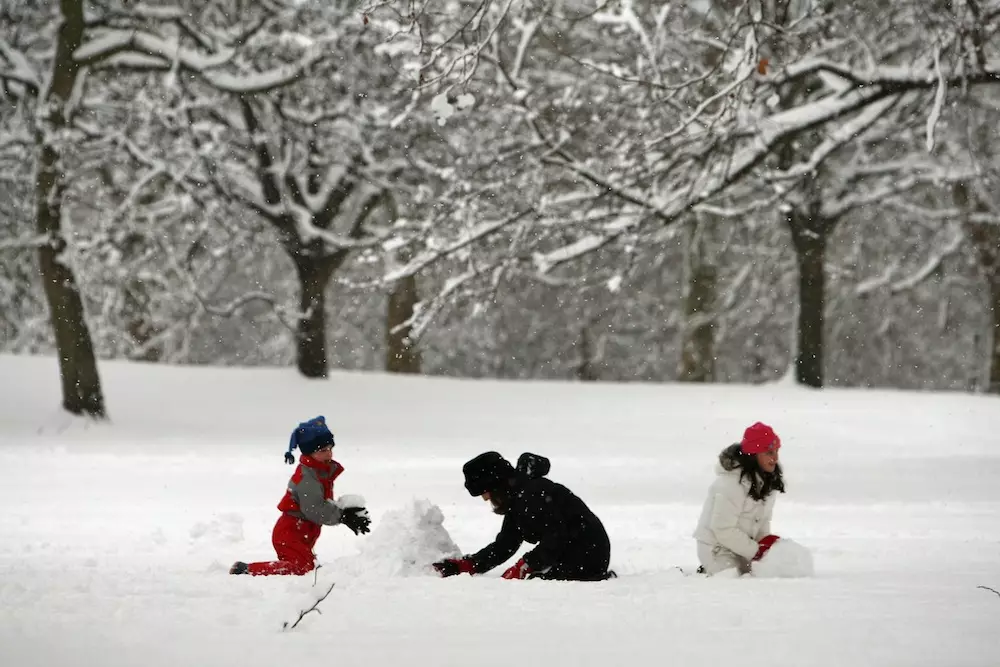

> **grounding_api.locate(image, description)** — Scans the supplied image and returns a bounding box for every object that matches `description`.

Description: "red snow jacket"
[277,455,345,527]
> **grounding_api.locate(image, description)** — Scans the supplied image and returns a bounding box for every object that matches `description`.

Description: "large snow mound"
[751,538,814,578]
[336,499,462,578]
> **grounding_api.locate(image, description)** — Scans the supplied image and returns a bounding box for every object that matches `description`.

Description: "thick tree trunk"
[293,255,338,378]
[788,213,830,388]
[34,0,106,417]
[679,222,717,382]
[386,271,422,374]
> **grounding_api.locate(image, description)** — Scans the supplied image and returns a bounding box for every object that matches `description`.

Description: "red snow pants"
[246,513,321,576]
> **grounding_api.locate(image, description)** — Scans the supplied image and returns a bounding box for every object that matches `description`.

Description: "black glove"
[340,506,371,535]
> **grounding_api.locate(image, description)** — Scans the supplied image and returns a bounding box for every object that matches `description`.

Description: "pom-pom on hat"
[740,422,781,455]
[285,416,335,463]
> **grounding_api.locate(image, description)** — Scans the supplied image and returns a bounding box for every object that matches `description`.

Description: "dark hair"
[719,444,785,501]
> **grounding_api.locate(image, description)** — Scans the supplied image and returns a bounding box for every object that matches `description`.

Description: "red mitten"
[432,558,476,577]
[752,535,780,562]
[501,557,531,580]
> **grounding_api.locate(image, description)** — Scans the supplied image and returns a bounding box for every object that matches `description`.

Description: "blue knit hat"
[285,416,335,464]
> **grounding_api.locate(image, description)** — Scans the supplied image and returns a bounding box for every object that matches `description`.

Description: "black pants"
[532,532,612,582]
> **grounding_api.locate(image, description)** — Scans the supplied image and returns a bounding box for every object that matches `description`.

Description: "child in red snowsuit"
[230,416,370,576]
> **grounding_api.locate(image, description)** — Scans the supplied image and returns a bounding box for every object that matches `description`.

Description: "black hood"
[516,452,550,479]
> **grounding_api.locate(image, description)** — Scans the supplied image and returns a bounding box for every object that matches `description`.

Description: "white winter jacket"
[692,461,776,561]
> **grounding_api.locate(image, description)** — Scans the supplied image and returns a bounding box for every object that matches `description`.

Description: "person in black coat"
[432,451,614,581]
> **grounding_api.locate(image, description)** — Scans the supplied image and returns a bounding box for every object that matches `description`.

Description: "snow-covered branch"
[855,230,965,296]
[382,208,535,284]
[763,96,901,182]
[925,45,946,153]
[532,83,898,272]
[0,234,49,252]
[0,37,40,97]
[822,166,977,220]
[76,29,328,95]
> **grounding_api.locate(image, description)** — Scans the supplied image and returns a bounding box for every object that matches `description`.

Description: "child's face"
[310,445,334,463]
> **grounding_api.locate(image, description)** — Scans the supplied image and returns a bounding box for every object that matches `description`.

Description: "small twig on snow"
[282,581,335,631]
[977,585,1000,599]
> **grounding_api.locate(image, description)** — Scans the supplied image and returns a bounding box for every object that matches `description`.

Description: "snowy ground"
[1,354,999,666]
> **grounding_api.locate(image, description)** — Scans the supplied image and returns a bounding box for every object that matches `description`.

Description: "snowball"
[750,538,814,578]
[341,499,462,577]
[334,494,367,510]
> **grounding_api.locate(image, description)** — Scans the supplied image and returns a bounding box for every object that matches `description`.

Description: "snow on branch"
[855,230,964,296]
[925,45,946,153]
[764,96,900,182]
[779,49,1000,91]
[889,231,964,293]
[381,208,535,284]
[773,57,864,87]
[533,85,896,272]
[365,0,519,90]
[882,200,1000,227]
[198,54,325,95]
[394,257,505,343]
[75,29,327,95]
[821,168,966,220]
[0,37,40,97]
[0,234,49,252]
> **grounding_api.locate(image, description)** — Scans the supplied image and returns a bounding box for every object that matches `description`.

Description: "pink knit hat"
[740,422,781,455]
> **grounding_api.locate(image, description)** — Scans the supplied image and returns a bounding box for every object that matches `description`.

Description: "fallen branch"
[283,581,335,631]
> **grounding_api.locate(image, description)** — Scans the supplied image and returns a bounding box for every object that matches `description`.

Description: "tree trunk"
[679,221,717,382]
[293,255,338,378]
[124,283,162,363]
[954,182,1000,394]
[788,213,830,388]
[575,326,599,382]
[989,276,1000,394]
[965,224,1000,393]
[386,271,422,374]
[34,0,107,418]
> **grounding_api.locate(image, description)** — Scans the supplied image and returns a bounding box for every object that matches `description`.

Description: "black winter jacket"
[468,476,611,581]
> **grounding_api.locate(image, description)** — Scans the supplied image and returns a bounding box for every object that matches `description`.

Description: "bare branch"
[283,582,336,631]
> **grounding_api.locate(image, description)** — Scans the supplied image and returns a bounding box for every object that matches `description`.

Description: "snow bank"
[336,499,462,578]
[751,538,814,578]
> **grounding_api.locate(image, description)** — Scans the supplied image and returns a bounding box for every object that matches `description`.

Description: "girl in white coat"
[693,422,785,575]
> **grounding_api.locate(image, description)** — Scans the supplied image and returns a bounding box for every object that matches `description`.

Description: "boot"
[229,561,249,575]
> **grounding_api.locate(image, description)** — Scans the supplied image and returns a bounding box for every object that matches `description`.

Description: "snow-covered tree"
[0,0,331,416]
